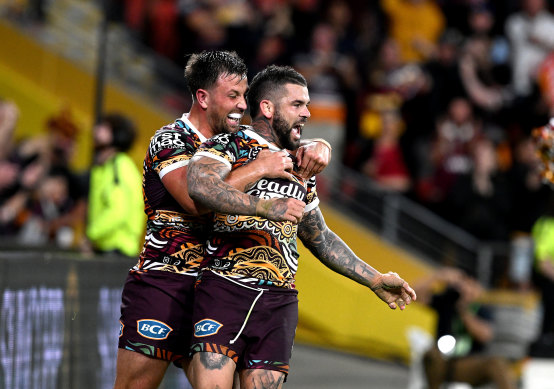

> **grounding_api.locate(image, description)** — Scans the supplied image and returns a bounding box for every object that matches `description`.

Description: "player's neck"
[188,106,216,139]
[251,117,281,149]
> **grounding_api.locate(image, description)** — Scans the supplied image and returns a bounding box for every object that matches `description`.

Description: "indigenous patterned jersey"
[195,126,319,288]
[135,114,210,276]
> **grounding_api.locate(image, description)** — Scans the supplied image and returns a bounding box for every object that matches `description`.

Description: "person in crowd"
[459,4,514,117]
[0,102,52,241]
[507,135,550,289]
[186,64,416,389]
[113,50,331,389]
[505,0,554,99]
[416,97,481,218]
[84,112,144,257]
[361,108,412,193]
[447,136,512,241]
[413,266,517,389]
[380,0,445,63]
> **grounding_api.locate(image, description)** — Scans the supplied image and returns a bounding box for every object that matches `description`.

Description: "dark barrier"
[0,251,191,389]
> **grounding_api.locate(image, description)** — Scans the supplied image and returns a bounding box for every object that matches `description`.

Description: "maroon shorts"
[190,270,299,375]
[118,270,196,364]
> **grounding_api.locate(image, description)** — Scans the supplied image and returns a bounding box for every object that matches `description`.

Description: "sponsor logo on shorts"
[194,319,223,337]
[119,320,124,338]
[137,319,173,340]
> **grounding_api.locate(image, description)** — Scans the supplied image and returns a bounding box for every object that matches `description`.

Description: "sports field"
[287,343,410,389]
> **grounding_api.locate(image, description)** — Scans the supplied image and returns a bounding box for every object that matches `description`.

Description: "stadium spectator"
[507,135,550,289]
[414,266,517,389]
[447,136,512,241]
[84,113,144,257]
[505,0,554,99]
[360,108,412,193]
[380,0,446,63]
[416,97,481,218]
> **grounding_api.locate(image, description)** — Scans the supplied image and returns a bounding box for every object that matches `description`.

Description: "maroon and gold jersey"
[134,114,210,276]
[194,126,319,288]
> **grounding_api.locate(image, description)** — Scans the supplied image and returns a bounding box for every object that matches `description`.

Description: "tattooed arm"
[163,149,296,216]
[187,155,305,223]
[297,207,417,310]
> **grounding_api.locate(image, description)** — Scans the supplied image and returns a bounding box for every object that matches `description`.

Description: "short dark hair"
[247,65,307,118]
[102,113,136,152]
[184,51,247,98]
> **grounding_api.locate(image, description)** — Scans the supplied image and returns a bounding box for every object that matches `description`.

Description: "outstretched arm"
[297,207,416,310]
[187,155,305,223]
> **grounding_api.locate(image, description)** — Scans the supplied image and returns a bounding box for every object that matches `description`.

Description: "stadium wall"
[0,252,190,389]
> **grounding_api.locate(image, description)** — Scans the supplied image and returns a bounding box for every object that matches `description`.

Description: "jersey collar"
[242,128,282,151]
[180,113,208,143]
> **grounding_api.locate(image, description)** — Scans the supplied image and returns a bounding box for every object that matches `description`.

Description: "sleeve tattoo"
[187,156,259,216]
[297,208,378,288]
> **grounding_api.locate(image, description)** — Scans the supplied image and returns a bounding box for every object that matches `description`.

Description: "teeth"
[228,113,242,120]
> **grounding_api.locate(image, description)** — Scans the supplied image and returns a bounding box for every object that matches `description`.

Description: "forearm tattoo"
[188,157,259,216]
[298,208,376,287]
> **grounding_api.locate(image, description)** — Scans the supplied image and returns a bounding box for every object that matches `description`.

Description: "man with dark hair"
[86,112,144,257]
[186,65,416,389]
[113,52,331,389]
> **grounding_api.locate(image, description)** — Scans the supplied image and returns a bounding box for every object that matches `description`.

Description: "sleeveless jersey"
[194,126,319,288]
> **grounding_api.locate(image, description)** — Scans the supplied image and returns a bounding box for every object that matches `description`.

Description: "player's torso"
[203,129,317,288]
[137,117,210,276]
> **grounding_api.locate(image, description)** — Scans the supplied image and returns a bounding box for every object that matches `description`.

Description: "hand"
[255,149,295,180]
[296,140,331,179]
[370,271,417,310]
[257,198,305,224]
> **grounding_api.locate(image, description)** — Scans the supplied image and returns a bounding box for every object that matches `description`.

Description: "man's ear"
[196,89,209,109]
[260,100,274,119]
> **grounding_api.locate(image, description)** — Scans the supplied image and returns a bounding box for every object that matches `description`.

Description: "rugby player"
[186,65,417,389]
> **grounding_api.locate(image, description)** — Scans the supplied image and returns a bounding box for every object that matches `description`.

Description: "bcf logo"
[137,319,173,340]
[194,319,223,337]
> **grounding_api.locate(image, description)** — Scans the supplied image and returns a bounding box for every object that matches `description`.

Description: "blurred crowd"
[0,100,144,257]
[5,0,554,242]
[97,0,554,244]
[0,101,88,248]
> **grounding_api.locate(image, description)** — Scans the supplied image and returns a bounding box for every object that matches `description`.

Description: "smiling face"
[272,83,311,150]
[206,72,248,135]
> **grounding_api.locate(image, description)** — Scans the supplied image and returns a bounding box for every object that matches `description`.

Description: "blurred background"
[1,0,554,388]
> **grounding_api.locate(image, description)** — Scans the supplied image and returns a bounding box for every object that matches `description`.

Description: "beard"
[273,111,300,151]
[208,111,229,135]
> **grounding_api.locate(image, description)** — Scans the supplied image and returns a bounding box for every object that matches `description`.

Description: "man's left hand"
[296,140,332,178]
[371,271,417,311]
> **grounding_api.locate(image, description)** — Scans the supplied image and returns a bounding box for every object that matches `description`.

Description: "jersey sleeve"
[193,133,241,170]
[148,129,199,179]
